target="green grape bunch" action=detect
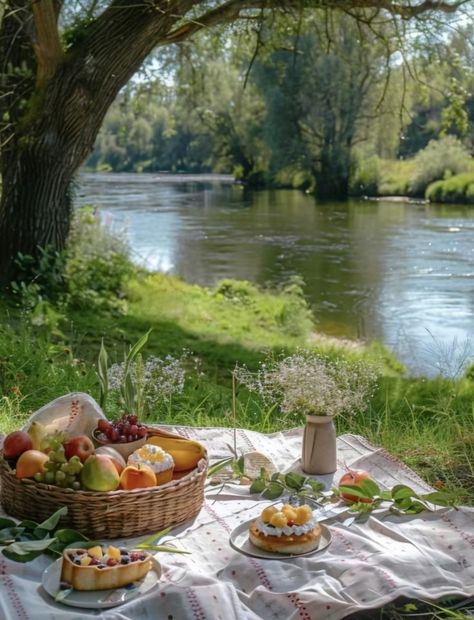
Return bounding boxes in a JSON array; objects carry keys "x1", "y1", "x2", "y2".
[{"x1": 34, "y1": 448, "x2": 84, "y2": 491}]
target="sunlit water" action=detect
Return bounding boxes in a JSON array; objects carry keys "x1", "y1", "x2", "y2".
[{"x1": 78, "y1": 173, "x2": 474, "y2": 377}]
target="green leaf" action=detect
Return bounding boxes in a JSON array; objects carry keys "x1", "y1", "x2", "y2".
[
  {"x1": 18, "y1": 520, "x2": 39, "y2": 532},
  {"x1": 37, "y1": 506, "x2": 67, "y2": 531},
  {"x1": 359, "y1": 479, "x2": 380, "y2": 497},
  {"x1": 262, "y1": 481, "x2": 284, "y2": 500},
  {"x1": 306, "y1": 479, "x2": 325, "y2": 493},
  {"x1": 338, "y1": 484, "x2": 372, "y2": 499},
  {"x1": 379, "y1": 490, "x2": 393, "y2": 501},
  {"x1": 391, "y1": 485, "x2": 417, "y2": 501},
  {"x1": 0, "y1": 527, "x2": 25, "y2": 543},
  {"x1": 138, "y1": 545, "x2": 191, "y2": 554},
  {"x1": 2, "y1": 537, "x2": 56, "y2": 562},
  {"x1": 136, "y1": 527, "x2": 172, "y2": 548},
  {"x1": 3, "y1": 548, "x2": 45, "y2": 563},
  {"x1": 284, "y1": 472, "x2": 306, "y2": 490},
  {"x1": 207, "y1": 457, "x2": 233, "y2": 478},
  {"x1": 249, "y1": 478, "x2": 267, "y2": 494},
  {"x1": 0, "y1": 518, "x2": 17, "y2": 529},
  {"x1": 98, "y1": 338, "x2": 109, "y2": 409},
  {"x1": 54, "y1": 529, "x2": 89, "y2": 544},
  {"x1": 421, "y1": 492, "x2": 456, "y2": 507}
]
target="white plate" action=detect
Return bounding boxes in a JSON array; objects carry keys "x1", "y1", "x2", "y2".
[
  {"x1": 42, "y1": 557, "x2": 161, "y2": 609},
  {"x1": 229, "y1": 519, "x2": 332, "y2": 560}
]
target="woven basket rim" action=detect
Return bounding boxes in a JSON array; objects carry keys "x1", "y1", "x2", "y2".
[{"x1": 0, "y1": 452, "x2": 208, "y2": 498}]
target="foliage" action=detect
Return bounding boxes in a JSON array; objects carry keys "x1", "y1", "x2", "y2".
[
  {"x1": 408, "y1": 136, "x2": 472, "y2": 197},
  {"x1": 65, "y1": 207, "x2": 134, "y2": 313},
  {"x1": 235, "y1": 351, "x2": 378, "y2": 418},
  {"x1": 426, "y1": 173, "x2": 474, "y2": 204}
]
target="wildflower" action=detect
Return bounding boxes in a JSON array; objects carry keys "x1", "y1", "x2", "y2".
[{"x1": 235, "y1": 351, "x2": 377, "y2": 419}]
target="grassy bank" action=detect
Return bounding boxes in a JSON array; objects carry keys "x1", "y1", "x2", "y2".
[{"x1": 0, "y1": 210, "x2": 472, "y2": 501}]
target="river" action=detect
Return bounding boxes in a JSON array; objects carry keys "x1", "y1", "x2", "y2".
[{"x1": 78, "y1": 172, "x2": 474, "y2": 377}]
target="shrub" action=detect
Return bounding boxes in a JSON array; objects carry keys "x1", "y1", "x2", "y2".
[
  {"x1": 409, "y1": 136, "x2": 472, "y2": 197},
  {"x1": 350, "y1": 155, "x2": 380, "y2": 196},
  {"x1": 65, "y1": 206, "x2": 135, "y2": 312},
  {"x1": 426, "y1": 173, "x2": 474, "y2": 204}
]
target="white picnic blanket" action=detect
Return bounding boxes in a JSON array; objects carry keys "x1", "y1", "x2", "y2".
[{"x1": 1, "y1": 426, "x2": 473, "y2": 620}]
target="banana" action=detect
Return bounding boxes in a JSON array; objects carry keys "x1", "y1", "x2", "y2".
[{"x1": 146, "y1": 433, "x2": 206, "y2": 471}]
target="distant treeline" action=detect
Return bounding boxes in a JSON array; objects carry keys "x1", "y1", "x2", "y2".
[{"x1": 86, "y1": 16, "x2": 474, "y2": 201}]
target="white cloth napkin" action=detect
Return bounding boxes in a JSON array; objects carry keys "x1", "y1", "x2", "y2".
[{"x1": 1, "y1": 427, "x2": 473, "y2": 620}]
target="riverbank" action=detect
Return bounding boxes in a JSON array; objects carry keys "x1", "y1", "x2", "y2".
[{"x1": 0, "y1": 210, "x2": 472, "y2": 500}]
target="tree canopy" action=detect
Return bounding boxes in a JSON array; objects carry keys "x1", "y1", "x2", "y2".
[{"x1": 0, "y1": 0, "x2": 471, "y2": 283}]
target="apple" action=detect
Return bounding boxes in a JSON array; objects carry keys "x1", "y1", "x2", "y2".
[
  {"x1": 3, "y1": 431, "x2": 33, "y2": 459},
  {"x1": 120, "y1": 463, "x2": 157, "y2": 490},
  {"x1": 64, "y1": 435, "x2": 95, "y2": 462},
  {"x1": 338, "y1": 468, "x2": 373, "y2": 504},
  {"x1": 80, "y1": 454, "x2": 120, "y2": 491},
  {"x1": 16, "y1": 450, "x2": 49, "y2": 479},
  {"x1": 95, "y1": 446, "x2": 127, "y2": 475}
]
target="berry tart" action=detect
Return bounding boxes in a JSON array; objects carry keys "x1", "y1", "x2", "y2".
[
  {"x1": 248, "y1": 504, "x2": 322, "y2": 555},
  {"x1": 61, "y1": 545, "x2": 152, "y2": 591}
]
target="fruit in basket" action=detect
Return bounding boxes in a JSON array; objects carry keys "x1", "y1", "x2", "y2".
[
  {"x1": 95, "y1": 446, "x2": 127, "y2": 474},
  {"x1": 40, "y1": 430, "x2": 69, "y2": 454},
  {"x1": 27, "y1": 421, "x2": 47, "y2": 450},
  {"x1": 81, "y1": 454, "x2": 120, "y2": 492},
  {"x1": 39, "y1": 450, "x2": 84, "y2": 489},
  {"x1": 119, "y1": 463, "x2": 157, "y2": 490},
  {"x1": 15, "y1": 449, "x2": 49, "y2": 479},
  {"x1": 128, "y1": 444, "x2": 174, "y2": 485},
  {"x1": 338, "y1": 468, "x2": 373, "y2": 504},
  {"x1": 3, "y1": 431, "x2": 33, "y2": 459},
  {"x1": 64, "y1": 435, "x2": 95, "y2": 462},
  {"x1": 146, "y1": 435, "x2": 205, "y2": 471},
  {"x1": 95, "y1": 414, "x2": 148, "y2": 444}
]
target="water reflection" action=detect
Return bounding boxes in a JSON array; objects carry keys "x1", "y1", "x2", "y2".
[{"x1": 78, "y1": 173, "x2": 474, "y2": 376}]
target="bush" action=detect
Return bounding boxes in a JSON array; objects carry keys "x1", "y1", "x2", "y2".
[
  {"x1": 426, "y1": 173, "x2": 474, "y2": 204},
  {"x1": 350, "y1": 155, "x2": 380, "y2": 196},
  {"x1": 65, "y1": 207, "x2": 135, "y2": 312},
  {"x1": 409, "y1": 136, "x2": 472, "y2": 197}
]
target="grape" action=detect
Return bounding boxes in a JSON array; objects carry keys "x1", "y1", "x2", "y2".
[
  {"x1": 34, "y1": 472, "x2": 44, "y2": 482},
  {"x1": 44, "y1": 471, "x2": 55, "y2": 484},
  {"x1": 56, "y1": 470, "x2": 66, "y2": 483},
  {"x1": 72, "y1": 481, "x2": 81, "y2": 491}
]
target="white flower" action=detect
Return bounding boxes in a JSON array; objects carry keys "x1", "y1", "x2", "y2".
[{"x1": 235, "y1": 352, "x2": 377, "y2": 418}]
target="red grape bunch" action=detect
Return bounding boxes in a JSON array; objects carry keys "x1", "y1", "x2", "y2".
[{"x1": 96, "y1": 414, "x2": 147, "y2": 443}]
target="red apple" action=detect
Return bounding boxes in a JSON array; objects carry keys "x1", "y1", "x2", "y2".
[
  {"x1": 3, "y1": 431, "x2": 33, "y2": 459},
  {"x1": 64, "y1": 435, "x2": 95, "y2": 462}
]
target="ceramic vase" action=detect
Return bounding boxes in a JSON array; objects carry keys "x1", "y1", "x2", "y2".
[{"x1": 301, "y1": 415, "x2": 337, "y2": 474}]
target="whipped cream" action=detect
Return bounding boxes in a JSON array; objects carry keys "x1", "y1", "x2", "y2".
[
  {"x1": 255, "y1": 516, "x2": 317, "y2": 538},
  {"x1": 128, "y1": 444, "x2": 174, "y2": 473}
]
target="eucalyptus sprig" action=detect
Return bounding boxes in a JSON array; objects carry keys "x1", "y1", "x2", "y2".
[
  {"x1": 335, "y1": 480, "x2": 460, "y2": 515},
  {"x1": 0, "y1": 506, "x2": 190, "y2": 563},
  {"x1": 249, "y1": 469, "x2": 325, "y2": 502}
]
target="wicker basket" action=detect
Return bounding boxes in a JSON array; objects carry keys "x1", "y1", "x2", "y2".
[{"x1": 0, "y1": 428, "x2": 207, "y2": 539}]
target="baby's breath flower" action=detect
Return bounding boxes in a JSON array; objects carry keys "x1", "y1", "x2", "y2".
[{"x1": 235, "y1": 352, "x2": 377, "y2": 418}]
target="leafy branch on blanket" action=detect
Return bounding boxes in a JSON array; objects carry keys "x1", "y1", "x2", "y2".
[
  {"x1": 208, "y1": 457, "x2": 461, "y2": 516},
  {"x1": 0, "y1": 507, "x2": 189, "y2": 563}
]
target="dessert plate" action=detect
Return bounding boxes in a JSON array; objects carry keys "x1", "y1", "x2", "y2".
[
  {"x1": 42, "y1": 557, "x2": 161, "y2": 609},
  {"x1": 229, "y1": 519, "x2": 332, "y2": 560}
]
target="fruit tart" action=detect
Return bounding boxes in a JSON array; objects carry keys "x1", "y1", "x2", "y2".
[
  {"x1": 128, "y1": 444, "x2": 174, "y2": 485},
  {"x1": 61, "y1": 545, "x2": 152, "y2": 591},
  {"x1": 248, "y1": 504, "x2": 322, "y2": 555}
]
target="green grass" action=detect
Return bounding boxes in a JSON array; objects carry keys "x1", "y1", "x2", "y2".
[
  {"x1": 0, "y1": 269, "x2": 472, "y2": 500},
  {"x1": 426, "y1": 173, "x2": 474, "y2": 204}
]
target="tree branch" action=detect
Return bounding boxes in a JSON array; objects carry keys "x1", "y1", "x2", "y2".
[
  {"x1": 161, "y1": 0, "x2": 469, "y2": 46},
  {"x1": 31, "y1": 0, "x2": 64, "y2": 86}
]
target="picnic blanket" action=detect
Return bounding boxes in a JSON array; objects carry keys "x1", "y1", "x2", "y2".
[{"x1": 1, "y1": 426, "x2": 473, "y2": 620}]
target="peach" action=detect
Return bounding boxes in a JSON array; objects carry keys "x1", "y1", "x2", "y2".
[
  {"x1": 3, "y1": 431, "x2": 33, "y2": 459},
  {"x1": 120, "y1": 464, "x2": 156, "y2": 490},
  {"x1": 15, "y1": 450, "x2": 48, "y2": 479}
]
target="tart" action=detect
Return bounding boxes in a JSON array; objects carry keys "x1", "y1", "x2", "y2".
[
  {"x1": 248, "y1": 504, "x2": 322, "y2": 555},
  {"x1": 128, "y1": 444, "x2": 174, "y2": 485},
  {"x1": 61, "y1": 545, "x2": 152, "y2": 591}
]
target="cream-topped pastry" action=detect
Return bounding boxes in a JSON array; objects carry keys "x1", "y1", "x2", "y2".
[
  {"x1": 128, "y1": 444, "x2": 174, "y2": 485},
  {"x1": 249, "y1": 504, "x2": 322, "y2": 554}
]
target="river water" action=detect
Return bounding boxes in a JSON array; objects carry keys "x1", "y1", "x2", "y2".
[{"x1": 78, "y1": 172, "x2": 474, "y2": 377}]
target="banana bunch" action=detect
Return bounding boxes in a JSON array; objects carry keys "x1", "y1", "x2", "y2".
[{"x1": 147, "y1": 430, "x2": 206, "y2": 472}]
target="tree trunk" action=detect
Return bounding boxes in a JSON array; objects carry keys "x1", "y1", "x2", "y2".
[{"x1": 315, "y1": 147, "x2": 350, "y2": 200}]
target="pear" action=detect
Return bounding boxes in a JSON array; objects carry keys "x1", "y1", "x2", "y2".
[{"x1": 27, "y1": 421, "x2": 47, "y2": 450}]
